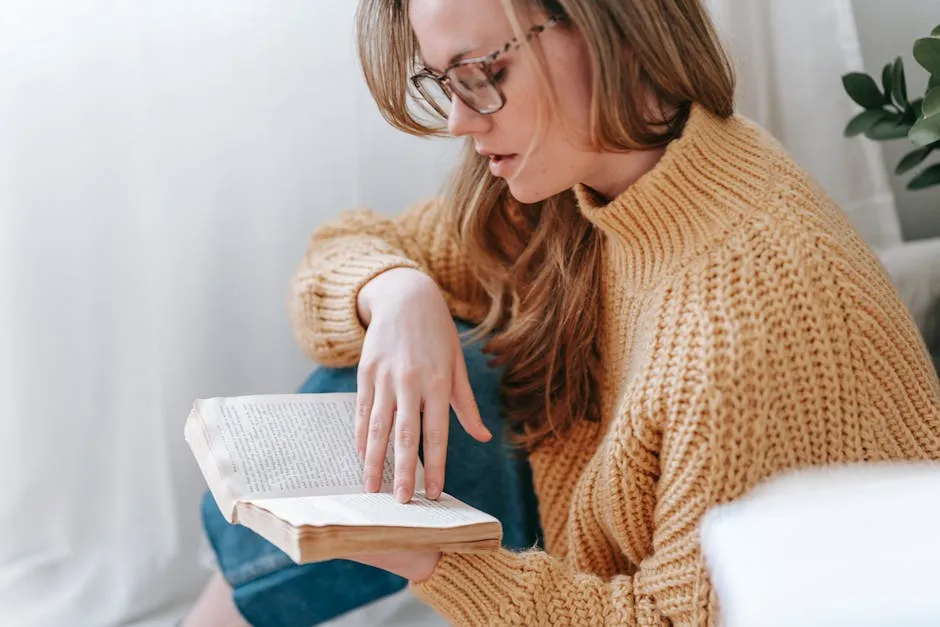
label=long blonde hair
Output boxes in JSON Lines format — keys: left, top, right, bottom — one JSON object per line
{"left": 356, "top": 0, "right": 735, "bottom": 448}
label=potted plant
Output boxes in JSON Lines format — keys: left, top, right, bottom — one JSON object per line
{"left": 842, "top": 25, "right": 940, "bottom": 190}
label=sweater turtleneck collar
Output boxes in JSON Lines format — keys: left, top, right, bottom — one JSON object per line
{"left": 573, "top": 103, "right": 771, "bottom": 290}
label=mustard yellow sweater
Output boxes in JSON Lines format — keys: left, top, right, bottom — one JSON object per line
{"left": 289, "top": 105, "right": 940, "bottom": 626}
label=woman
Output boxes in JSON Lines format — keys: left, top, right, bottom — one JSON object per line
{"left": 187, "top": 0, "right": 940, "bottom": 624}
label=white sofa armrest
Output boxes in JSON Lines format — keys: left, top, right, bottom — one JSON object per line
{"left": 876, "top": 237, "right": 940, "bottom": 361}
{"left": 701, "top": 463, "right": 940, "bottom": 627}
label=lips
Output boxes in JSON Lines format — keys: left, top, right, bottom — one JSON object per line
{"left": 477, "top": 146, "right": 519, "bottom": 177}
{"left": 486, "top": 153, "right": 519, "bottom": 177}
{"left": 477, "top": 147, "right": 516, "bottom": 161}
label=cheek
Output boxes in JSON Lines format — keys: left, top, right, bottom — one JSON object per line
{"left": 550, "top": 78, "right": 593, "bottom": 145}
{"left": 495, "top": 41, "right": 596, "bottom": 201}
{"left": 498, "top": 78, "right": 542, "bottom": 142}
{"left": 545, "top": 34, "right": 595, "bottom": 140}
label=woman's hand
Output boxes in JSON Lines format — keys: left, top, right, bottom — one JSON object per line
{"left": 356, "top": 268, "right": 492, "bottom": 503}
{"left": 342, "top": 550, "right": 442, "bottom": 583}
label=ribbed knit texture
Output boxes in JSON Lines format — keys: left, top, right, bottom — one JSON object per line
{"left": 289, "top": 104, "right": 940, "bottom": 626}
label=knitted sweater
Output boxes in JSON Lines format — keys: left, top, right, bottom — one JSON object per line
{"left": 289, "top": 104, "right": 940, "bottom": 626}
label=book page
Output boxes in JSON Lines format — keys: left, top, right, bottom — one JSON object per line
{"left": 251, "top": 491, "right": 499, "bottom": 529}
{"left": 199, "top": 393, "right": 420, "bottom": 500}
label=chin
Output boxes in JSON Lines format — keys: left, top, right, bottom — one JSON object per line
{"left": 505, "top": 179, "right": 556, "bottom": 205}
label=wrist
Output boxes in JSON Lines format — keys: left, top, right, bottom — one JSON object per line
{"left": 407, "top": 552, "right": 443, "bottom": 583}
{"left": 357, "top": 267, "right": 437, "bottom": 324}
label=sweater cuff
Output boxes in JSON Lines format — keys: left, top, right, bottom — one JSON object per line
{"left": 304, "top": 251, "right": 421, "bottom": 363}
{"left": 410, "top": 549, "right": 529, "bottom": 625}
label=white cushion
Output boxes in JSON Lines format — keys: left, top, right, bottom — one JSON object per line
{"left": 702, "top": 463, "right": 940, "bottom": 627}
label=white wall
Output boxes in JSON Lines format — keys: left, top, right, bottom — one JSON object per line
{"left": 853, "top": 0, "right": 940, "bottom": 240}
{"left": 0, "top": 2, "right": 459, "bottom": 625}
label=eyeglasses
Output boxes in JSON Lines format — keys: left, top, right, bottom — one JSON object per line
{"left": 410, "top": 16, "right": 561, "bottom": 120}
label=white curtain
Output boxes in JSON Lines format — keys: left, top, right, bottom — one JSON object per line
{"left": 0, "top": 2, "right": 457, "bottom": 625}
{"left": 0, "top": 1, "right": 890, "bottom": 625}
{"left": 706, "top": 0, "right": 902, "bottom": 249}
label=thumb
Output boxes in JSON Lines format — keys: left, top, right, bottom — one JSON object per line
{"left": 451, "top": 351, "right": 492, "bottom": 443}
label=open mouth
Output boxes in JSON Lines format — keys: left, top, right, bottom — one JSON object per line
{"left": 488, "top": 153, "right": 518, "bottom": 174}
{"left": 481, "top": 149, "right": 520, "bottom": 178}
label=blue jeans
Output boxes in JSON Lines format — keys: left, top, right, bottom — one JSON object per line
{"left": 200, "top": 324, "right": 542, "bottom": 626}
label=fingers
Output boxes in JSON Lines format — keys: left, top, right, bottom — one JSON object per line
{"left": 355, "top": 366, "right": 374, "bottom": 459}
{"left": 451, "top": 351, "right": 492, "bottom": 443}
{"left": 358, "top": 321, "right": 476, "bottom": 503}
{"left": 363, "top": 384, "right": 395, "bottom": 494}
{"left": 393, "top": 382, "right": 421, "bottom": 503}
{"left": 421, "top": 387, "right": 450, "bottom": 500}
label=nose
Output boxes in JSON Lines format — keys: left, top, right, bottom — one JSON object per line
{"left": 447, "top": 97, "right": 490, "bottom": 138}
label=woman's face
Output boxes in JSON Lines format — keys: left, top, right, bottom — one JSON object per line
{"left": 409, "top": 0, "right": 604, "bottom": 204}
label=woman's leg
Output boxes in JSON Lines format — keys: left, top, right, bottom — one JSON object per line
{"left": 187, "top": 323, "right": 542, "bottom": 627}
{"left": 183, "top": 571, "right": 249, "bottom": 627}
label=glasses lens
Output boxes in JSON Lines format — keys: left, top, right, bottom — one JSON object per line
{"left": 449, "top": 64, "right": 503, "bottom": 114}
{"left": 414, "top": 75, "right": 452, "bottom": 119}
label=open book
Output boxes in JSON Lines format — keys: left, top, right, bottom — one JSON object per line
{"left": 185, "top": 393, "right": 502, "bottom": 564}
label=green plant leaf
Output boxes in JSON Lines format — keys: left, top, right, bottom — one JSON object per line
{"left": 910, "top": 114, "right": 940, "bottom": 146}
{"left": 867, "top": 115, "right": 913, "bottom": 140}
{"left": 842, "top": 72, "right": 886, "bottom": 109}
{"left": 882, "top": 63, "right": 895, "bottom": 104}
{"left": 914, "top": 36, "right": 940, "bottom": 75}
{"left": 907, "top": 163, "right": 940, "bottom": 190}
{"left": 896, "top": 145, "right": 935, "bottom": 174}
{"left": 845, "top": 109, "right": 888, "bottom": 137}
{"left": 932, "top": 25, "right": 940, "bottom": 36}
{"left": 926, "top": 87, "right": 940, "bottom": 118}
{"left": 912, "top": 97, "right": 924, "bottom": 119}
{"left": 892, "top": 57, "right": 909, "bottom": 108}
{"left": 931, "top": 74, "right": 940, "bottom": 90}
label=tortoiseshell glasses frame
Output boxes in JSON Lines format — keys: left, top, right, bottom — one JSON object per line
{"left": 409, "top": 16, "right": 561, "bottom": 119}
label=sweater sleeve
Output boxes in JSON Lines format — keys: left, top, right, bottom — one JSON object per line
{"left": 411, "top": 545, "right": 639, "bottom": 625}
{"left": 288, "top": 198, "right": 489, "bottom": 367}
{"left": 409, "top": 417, "right": 674, "bottom": 626}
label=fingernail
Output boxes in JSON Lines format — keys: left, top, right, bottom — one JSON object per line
{"left": 426, "top": 483, "right": 440, "bottom": 499}
{"left": 395, "top": 486, "right": 408, "bottom": 503}
{"left": 363, "top": 475, "right": 374, "bottom": 492}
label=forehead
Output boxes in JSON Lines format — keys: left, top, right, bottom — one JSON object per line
{"left": 408, "top": 0, "right": 515, "bottom": 70}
